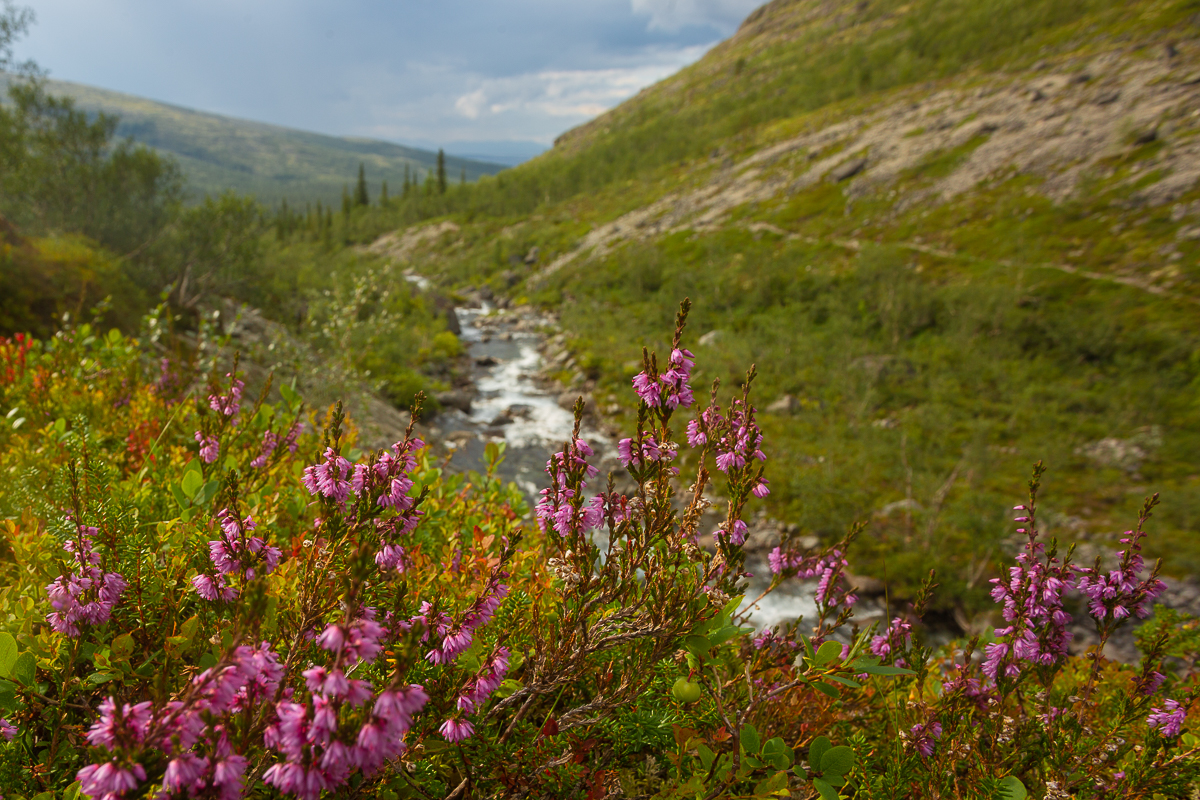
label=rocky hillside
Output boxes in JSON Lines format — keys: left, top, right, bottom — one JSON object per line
{"left": 361, "top": 0, "right": 1200, "bottom": 615}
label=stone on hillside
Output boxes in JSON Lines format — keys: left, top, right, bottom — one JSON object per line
{"left": 830, "top": 157, "right": 867, "bottom": 181}
{"left": 435, "top": 390, "right": 473, "bottom": 414}
{"left": 766, "top": 394, "right": 800, "bottom": 414}
{"left": 698, "top": 329, "right": 724, "bottom": 347}
{"left": 1094, "top": 89, "right": 1121, "bottom": 105}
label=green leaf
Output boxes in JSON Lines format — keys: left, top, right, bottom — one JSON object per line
{"left": 801, "top": 634, "right": 816, "bottom": 662}
{"left": 813, "top": 681, "right": 840, "bottom": 698}
{"left": 684, "top": 633, "right": 711, "bottom": 656}
{"left": 0, "top": 632, "right": 16, "bottom": 677}
{"left": 813, "top": 778, "right": 840, "bottom": 800}
{"left": 62, "top": 781, "right": 82, "bottom": 800}
{"left": 998, "top": 776, "right": 1027, "bottom": 800}
{"left": 11, "top": 651, "right": 34, "bottom": 687}
{"left": 708, "top": 624, "right": 745, "bottom": 648}
{"left": 814, "top": 640, "right": 843, "bottom": 666}
{"left": 170, "top": 483, "right": 191, "bottom": 509}
{"left": 86, "top": 671, "right": 119, "bottom": 685}
{"left": 31, "top": 792, "right": 54, "bottom": 800}
{"left": 180, "top": 615, "right": 200, "bottom": 643}
{"left": 825, "top": 675, "right": 861, "bottom": 688}
{"left": 198, "top": 652, "right": 218, "bottom": 670}
{"left": 762, "top": 737, "right": 793, "bottom": 769}
{"left": 181, "top": 469, "right": 204, "bottom": 499}
{"left": 697, "top": 743, "right": 715, "bottom": 771}
{"left": 719, "top": 594, "right": 744, "bottom": 620}
{"left": 110, "top": 633, "right": 135, "bottom": 662}
{"left": 858, "top": 664, "right": 915, "bottom": 676}
{"left": 741, "top": 723, "right": 761, "bottom": 755}
{"left": 197, "top": 479, "right": 221, "bottom": 507}
{"left": 808, "top": 736, "right": 831, "bottom": 770}
{"left": 820, "top": 745, "right": 855, "bottom": 777}
{"left": 754, "top": 770, "right": 790, "bottom": 797}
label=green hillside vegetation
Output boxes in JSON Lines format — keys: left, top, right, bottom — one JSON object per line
{"left": 0, "top": 74, "right": 505, "bottom": 206}
{"left": 305, "top": 0, "right": 1200, "bottom": 615}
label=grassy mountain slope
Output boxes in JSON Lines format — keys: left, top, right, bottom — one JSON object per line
{"left": 2, "top": 76, "right": 506, "bottom": 206}
{"left": 342, "top": 0, "right": 1200, "bottom": 615}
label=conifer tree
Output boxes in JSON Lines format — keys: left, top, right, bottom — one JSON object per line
{"left": 436, "top": 149, "right": 447, "bottom": 194}
{"left": 380, "top": 180, "right": 389, "bottom": 208}
{"left": 403, "top": 164, "right": 411, "bottom": 197}
{"left": 460, "top": 168, "right": 466, "bottom": 185}
{"left": 342, "top": 185, "right": 352, "bottom": 219}
{"left": 354, "top": 163, "right": 369, "bottom": 206}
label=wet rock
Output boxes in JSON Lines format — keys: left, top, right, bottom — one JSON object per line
{"left": 444, "top": 308, "right": 462, "bottom": 336}
{"left": 830, "top": 157, "right": 867, "bottom": 181}
{"left": 506, "top": 404, "right": 533, "bottom": 419}
{"left": 489, "top": 413, "right": 513, "bottom": 426}
{"left": 475, "top": 355, "right": 499, "bottom": 367}
{"left": 435, "top": 390, "right": 473, "bottom": 414}
{"left": 845, "top": 572, "right": 887, "bottom": 597}
{"left": 766, "top": 394, "right": 800, "bottom": 415}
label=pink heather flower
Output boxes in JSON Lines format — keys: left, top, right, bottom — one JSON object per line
{"left": 983, "top": 503, "right": 1076, "bottom": 680}
{"left": 45, "top": 525, "right": 127, "bottom": 637}
{"left": 194, "top": 431, "right": 220, "bottom": 464}
{"left": 1136, "top": 670, "right": 1167, "bottom": 696}
{"left": 715, "top": 519, "right": 749, "bottom": 547}
{"left": 86, "top": 697, "right": 153, "bottom": 749}
{"left": 870, "top": 617, "right": 913, "bottom": 666}
{"left": 0, "top": 718, "right": 15, "bottom": 740}
{"left": 439, "top": 718, "right": 475, "bottom": 743}
{"left": 752, "top": 478, "right": 770, "bottom": 498}
{"left": 251, "top": 431, "right": 280, "bottom": 468}
{"left": 686, "top": 419, "right": 707, "bottom": 447}
{"left": 191, "top": 573, "right": 237, "bottom": 602}
{"left": 301, "top": 447, "right": 352, "bottom": 504}
{"left": 1147, "top": 699, "right": 1188, "bottom": 737}
{"left": 78, "top": 760, "right": 147, "bottom": 797}
{"left": 1076, "top": 528, "right": 1166, "bottom": 629}
{"left": 283, "top": 421, "right": 302, "bottom": 453}
{"left": 631, "top": 371, "right": 661, "bottom": 407}
{"left": 536, "top": 439, "right": 602, "bottom": 537}
{"left": 163, "top": 752, "right": 209, "bottom": 793}
{"left": 208, "top": 374, "right": 244, "bottom": 417}
{"left": 908, "top": 721, "right": 942, "bottom": 758}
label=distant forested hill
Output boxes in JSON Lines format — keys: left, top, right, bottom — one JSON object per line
{"left": 0, "top": 74, "right": 506, "bottom": 205}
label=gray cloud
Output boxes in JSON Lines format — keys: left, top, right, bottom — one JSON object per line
{"left": 15, "top": 0, "right": 749, "bottom": 150}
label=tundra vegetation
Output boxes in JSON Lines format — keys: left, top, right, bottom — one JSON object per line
{"left": 3, "top": 0, "right": 1200, "bottom": 796}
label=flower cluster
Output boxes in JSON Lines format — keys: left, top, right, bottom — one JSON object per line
{"left": 77, "top": 642, "right": 285, "bottom": 800}
{"left": 194, "top": 431, "right": 220, "bottom": 464}
{"left": 687, "top": 395, "right": 768, "bottom": 498}
{"left": 907, "top": 720, "right": 942, "bottom": 758}
{"left": 1147, "top": 699, "right": 1188, "bottom": 737}
{"left": 632, "top": 346, "right": 695, "bottom": 410}
{"left": 417, "top": 575, "right": 510, "bottom": 668}
{"left": 616, "top": 434, "right": 677, "bottom": 471}
{"left": 1076, "top": 525, "right": 1166, "bottom": 631}
{"left": 443, "top": 646, "right": 512, "bottom": 741}
{"left": 536, "top": 437, "right": 603, "bottom": 537}
{"left": 45, "top": 524, "right": 127, "bottom": 637}
{"left": 208, "top": 373, "right": 244, "bottom": 418}
{"left": 263, "top": 613, "right": 429, "bottom": 799}
{"left": 767, "top": 546, "right": 856, "bottom": 609}
{"left": 302, "top": 447, "right": 353, "bottom": 505}
{"left": 870, "top": 617, "right": 913, "bottom": 667}
{"left": 249, "top": 423, "right": 300, "bottom": 468}
{"left": 191, "top": 510, "right": 281, "bottom": 602}
{"left": 983, "top": 504, "right": 1076, "bottom": 680}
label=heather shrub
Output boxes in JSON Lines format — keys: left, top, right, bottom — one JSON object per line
{"left": 0, "top": 302, "right": 1196, "bottom": 799}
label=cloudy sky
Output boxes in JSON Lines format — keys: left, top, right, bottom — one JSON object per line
{"left": 16, "top": 0, "right": 759, "bottom": 159}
